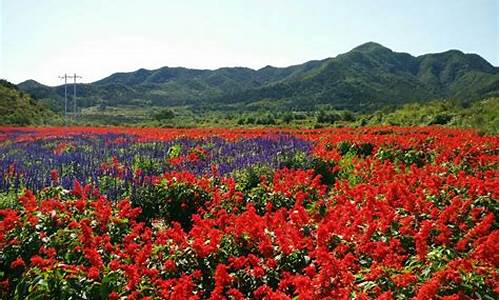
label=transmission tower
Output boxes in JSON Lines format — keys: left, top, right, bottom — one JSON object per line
{"left": 58, "top": 74, "right": 69, "bottom": 118}
{"left": 71, "top": 73, "right": 82, "bottom": 117}
{"left": 58, "top": 73, "right": 82, "bottom": 120}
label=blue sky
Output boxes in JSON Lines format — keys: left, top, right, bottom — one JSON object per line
{"left": 1, "top": 0, "right": 498, "bottom": 86}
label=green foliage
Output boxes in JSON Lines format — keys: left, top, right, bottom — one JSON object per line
{"left": 337, "top": 141, "right": 374, "bottom": 157}
{"left": 0, "top": 80, "right": 62, "bottom": 126}
{"left": 255, "top": 113, "right": 276, "bottom": 125}
{"left": 367, "top": 98, "right": 498, "bottom": 135}
{"left": 131, "top": 179, "right": 210, "bottom": 230}
{"left": 317, "top": 110, "right": 340, "bottom": 124}
{"left": 375, "top": 147, "right": 431, "bottom": 168}
{"left": 153, "top": 108, "right": 175, "bottom": 121}
{"left": 233, "top": 165, "right": 273, "bottom": 193}
{"left": 450, "top": 98, "right": 499, "bottom": 135}
{"left": 429, "top": 113, "right": 452, "bottom": 125}
{"left": 310, "top": 158, "right": 338, "bottom": 186}
{"left": 316, "top": 110, "right": 357, "bottom": 124}
{"left": 278, "top": 151, "right": 310, "bottom": 170}
{"left": 0, "top": 192, "right": 19, "bottom": 209}
{"left": 281, "top": 112, "right": 294, "bottom": 124}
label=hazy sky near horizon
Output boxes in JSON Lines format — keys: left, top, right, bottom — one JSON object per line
{"left": 1, "top": 0, "right": 498, "bottom": 86}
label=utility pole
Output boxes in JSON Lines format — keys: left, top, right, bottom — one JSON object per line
{"left": 71, "top": 73, "right": 82, "bottom": 117}
{"left": 58, "top": 74, "right": 68, "bottom": 119}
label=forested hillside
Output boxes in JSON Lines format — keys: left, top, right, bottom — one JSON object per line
{"left": 18, "top": 42, "right": 498, "bottom": 112}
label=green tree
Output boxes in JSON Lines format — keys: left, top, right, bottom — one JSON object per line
{"left": 154, "top": 109, "right": 175, "bottom": 121}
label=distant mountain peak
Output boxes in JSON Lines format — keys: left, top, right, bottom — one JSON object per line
{"left": 18, "top": 79, "right": 48, "bottom": 88}
{"left": 259, "top": 65, "right": 276, "bottom": 70}
{"left": 134, "top": 68, "right": 151, "bottom": 75}
{"left": 19, "top": 79, "right": 42, "bottom": 85}
{"left": 443, "top": 49, "right": 464, "bottom": 55}
{"left": 352, "top": 41, "right": 390, "bottom": 52}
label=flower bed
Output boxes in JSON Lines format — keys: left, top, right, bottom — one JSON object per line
{"left": 0, "top": 127, "right": 498, "bottom": 299}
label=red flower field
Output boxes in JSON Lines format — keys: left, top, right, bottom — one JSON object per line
{"left": 0, "top": 126, "right": 498, "bottom": 299}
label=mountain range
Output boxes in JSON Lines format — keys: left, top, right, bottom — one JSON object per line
{"left": 17, "top": 42, "right": 499, "bottom": 112}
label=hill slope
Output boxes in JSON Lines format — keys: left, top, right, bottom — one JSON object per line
{"left": 18, "top": 42, "right": 498, "bottom": 112}
{"left": 0, "top": 80, "right": 61, "bottom": 126}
